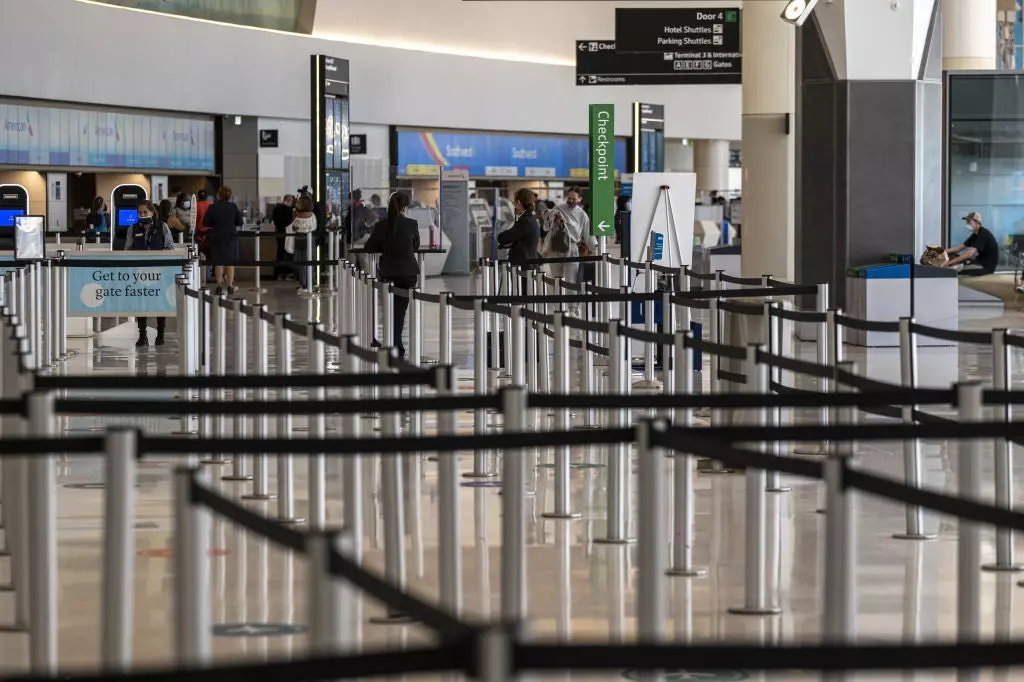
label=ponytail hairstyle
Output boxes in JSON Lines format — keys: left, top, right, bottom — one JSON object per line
{"left": 387, "top": 191, "right": 411, "bottom": 235}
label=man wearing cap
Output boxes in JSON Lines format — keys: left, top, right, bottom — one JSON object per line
{"left": 945, "top": 211, "right": 999, "bottom": 276}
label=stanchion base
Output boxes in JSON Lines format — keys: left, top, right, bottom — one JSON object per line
{"left": 222, "top": 474, "right": 254, "bottom": 482}
{"left": 892, "top": 533, "right": 938, "bottom": 541}
{"left": 276, "top": 517, "right": 306, "bottom": 525}
{"left": 200, "top": 458, "right": 233, "bottom": 465}
{"left": 572, "top": 424, "right": 604, "bottom": 431}
{"left": 728, "top": 605, "right": 782, "bottom": 616}
{"left": 541, "top": 511, "right": 582, "bottom": 520}
{"left": 632, "top": 379, "right": 664, "bottom": 391}
{"left": 667, "top": 567, "right": 708, "bottom": 578}
{"left": 462, "top": 472, "right": 498, "bottom": 479}
{"left": 368, "top": 612, "right": 415, "bottom": 625}
{"left": 241, "top": 493, "right": 277, "bottom": 501}
{"left": 982, "top": 563, "right": 1024, "bottom": 573}
{"left": 247, "top": 287, "right": 267, "bottom": 294}
{"left": 593, "top": 537, "right": 637, "bottom": 545}
{"left": 767, "top": 486, "right": 792, "bottom": 494}
{"left": 793, "top": 445, "right": 828, "bottom": 456}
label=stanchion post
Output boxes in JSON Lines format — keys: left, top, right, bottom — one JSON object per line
{"left": 501, "top": 385, "right": 528, "bottom": 620}
{"left": 309, "top": 529, "right": 352, "bottom": 652}
{"left": 339, "top": 336, "right": 363, "bottom": 563}
{"left": 543, "top": 311, "right": 579, "bottom": 520}
{"left": 308, "top": 322, "right": 327, "bottom": 530}
{"left": 102, "top": 428, "right": 137, "bottom": 670}
{"left": 764, "top": 302, "right": 790, "bottom": 493}
{"left": 436, "top": 365, "right": 462, "bottom": 614}
{"left": 668, "top": 332, "right": 706, "bottom": 577}
{"left": 729, "top": 344, "right": 781, "bottom": 616}
{"left": 173, "top": 467, "right": 210, "bottom": 664}
{"left": 244, "top": 304, "right": 275, "bottom": 501}
{"left": 275, "top": 313, "right": 303, "bottom": 524}
{"left": 794, "top": 287, "right": 831, "bottom": 456}
{"left": 596, "top": 320, "right": 635, "bottom": 545}
{"left": 823, "top": 361, "right": 856, "bottom": 643}
{"left": 957, "top": 381, "right": 983, "bottom": 667}
{"left": 27, "top": 391, "right": 57, "bottom": 674}
{"left": 984, "top": 329, "right": 1022, "bottom": 571}
{"left": 439, "top": 292, "right": 453, "bottom": 366}
{"left": 467, "top": 299, "right": 493, "bottom": 479}
{"left": 637, "top": 419, "right": 667, "bottom": 667}
{"left": 223, "top": 299, "right": 252, "bottom": 481}
{"left": 892, "top": 317, "right": 935, "bottom": 541}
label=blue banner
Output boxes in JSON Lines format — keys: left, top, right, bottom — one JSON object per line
{"left": 68, "top": 259, "right": 180, "bottom": 317}
{"left": 397, "top": 129, "right": 627, "bottom": 179}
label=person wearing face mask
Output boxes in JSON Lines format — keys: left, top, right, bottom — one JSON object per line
{"left": 172, "top": 193, "right": 192, "bottom": 234}
{"left": 945, "top": 211, "right": 999, "bottom": 276}
{"left": 125, "top": 200, "right": 175, "bottom": 347}
{"left": 541, "top": 187, "right": 595, "bottom": 283}
{"left": 497, "top": 188, "right": 541, "bottom": 268}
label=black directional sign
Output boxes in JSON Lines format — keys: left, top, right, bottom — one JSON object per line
{"left": 575, "top": 40, "right": 740, "bottom": 86}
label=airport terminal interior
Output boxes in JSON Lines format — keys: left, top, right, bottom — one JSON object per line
{"left": 4, "top": 0, "right": 1024, "bottom": 679}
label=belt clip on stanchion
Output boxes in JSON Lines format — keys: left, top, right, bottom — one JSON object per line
{"left": 728, "top": 343, "right": 782, "bottom": 616}
{"left": 892, "top": 317, "right": 936, "bottom": 541}
{"left": 986, "top": 328, "right": 1024, "bottom": 572}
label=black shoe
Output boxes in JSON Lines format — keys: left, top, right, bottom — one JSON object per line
{"left": 214, "top": 286, "right": 223, "bottom": 296}
{"left": 370, "top": 339, "right": 382, "bottom": 348}
{"left": 135, "top": 336, "right": 148, "bottom": 348}
{"left": 397, "top": 347, "right": 406, "bottom": 359}
{"left": 227, "top": 286, "right": 236, "bottom": 296}
{"left": 154, "top": 335, "right": 165, "bottom": 346}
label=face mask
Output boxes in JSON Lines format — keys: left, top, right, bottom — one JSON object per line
{"left": 183, "top": 201, "right": 191, "bottom": 209}
{"left": 567, "top": 199, "right": 580, "bottom": 208}
{"left": 139, "top": 216, "right": 153, "bottom": 226}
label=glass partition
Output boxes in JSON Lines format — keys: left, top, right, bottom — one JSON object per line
{"left": 93, "top": 0, "right": 305, "bottom": 32}
{"left": 946, "top": 72, "right": 1024, "bottom": 270}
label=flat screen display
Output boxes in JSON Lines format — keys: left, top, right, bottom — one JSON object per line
{"left": 0, "top": 208, "right": 25, "bottom": 227}
{"left": 118, "top": 208, "right": 139, "bottom": 227}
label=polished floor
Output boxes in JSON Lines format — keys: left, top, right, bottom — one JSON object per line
{"left": 1, "top": 268, "right": 1023, "bottom": 680}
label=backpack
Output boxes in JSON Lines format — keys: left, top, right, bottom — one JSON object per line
{"left": 544, "top": 209, "right": 571, "bottom": 254}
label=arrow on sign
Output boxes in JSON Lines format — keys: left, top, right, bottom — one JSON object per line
{"left": 598, "top": 220, "right": 610, "bottom": 231}
{"left": 578, "top": 75, "right": 587, "bottom": 83}
{"left": 578, "top": 42, "right": 587, "bottom": 51}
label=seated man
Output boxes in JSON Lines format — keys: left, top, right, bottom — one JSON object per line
{"left": 945, "top": 212, "right": 999, "bottom": 276}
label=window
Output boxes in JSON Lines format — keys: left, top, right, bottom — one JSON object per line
{"left": 92, "top": 0, "right": 308, "bottom": 33}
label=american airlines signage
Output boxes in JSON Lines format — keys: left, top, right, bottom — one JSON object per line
{"left": 780, "top": 0, "right": 819, "bottom": 26}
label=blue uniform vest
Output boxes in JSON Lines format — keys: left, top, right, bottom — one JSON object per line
{"left": 128, "top": 222, "right": 165, "bottom": 251}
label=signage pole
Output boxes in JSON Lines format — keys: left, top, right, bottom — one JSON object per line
{"left": 589, "top": 103, "right": 616, "bottom": 255}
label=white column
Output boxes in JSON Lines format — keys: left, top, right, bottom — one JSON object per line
{"left": 694, "top": 140, "right": 730, "bottom": 193}
{"left": 740, "top": 0, "right": 796, "bottom": 281}
{"left": 943, "top": 0, "right": 997, "bottom": 71}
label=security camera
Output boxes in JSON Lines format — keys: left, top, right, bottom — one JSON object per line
{"left": 780, "top": 0, "right": 819, "bottom": 26}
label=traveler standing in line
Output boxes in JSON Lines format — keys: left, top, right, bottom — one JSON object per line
{"left": 194, "top": 189, "right": 215, "bottom": 281}
{"left": 497, "top": 188, "right": 540, "bottom": 268}
{"left": 85, "top": 196, "right": 109, "bottom": 237}
{"left": 202, "top": 186, "right": 243, "bottom": 295}
{"left": 126, "top": 200, "right": 174, "bottom": 347}
{"left": 363, "top": 191, "right": 420, "bottom": 357}
{"left": 159, "top": 199, "right": 186, "bottom": 240}
{"left": 540, "top": 186, "right": 594, "bottom": 284}
{"left": 172, "top": 193, "right": 193, "bottom": 235}
{"left": 286, "top": 194, "right": 317, "bottom": 290}
{"left": 272, "top": 194, "right": 296, "bottom": 280}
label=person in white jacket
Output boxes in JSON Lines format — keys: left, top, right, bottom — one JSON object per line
{"left": 540, "top": 187, "right": 597, "bottom": 284}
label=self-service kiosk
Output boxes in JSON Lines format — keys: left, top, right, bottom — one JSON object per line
{"left": 0, "top": 184, "right": 30, "bottom": 251}
{"left": 110, "top": 184, "right": 147, "bottom": 251}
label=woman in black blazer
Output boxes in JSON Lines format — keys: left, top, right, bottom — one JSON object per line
{"left": 364, "top": 191, "right": 420, "bottom": 357}
{"left": 202, "top": 186, "right": 243, "bottom": 295}
{"left": 497, "top": 188, "right": 540, "bottom": 268}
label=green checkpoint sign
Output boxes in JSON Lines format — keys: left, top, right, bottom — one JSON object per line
{"left": 589, "top": 103, "right": 615, "bottom": 238}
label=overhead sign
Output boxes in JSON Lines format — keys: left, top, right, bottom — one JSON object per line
{"left": 258, "top": 129, "right": 278, "bottom": 148}
{"left": 576, "top": 40, "right": 739, "bottom": 86}
{"left": 612, "top": 8, "right": 741, "bottom": 84}
{"left": 589, "top": 104, "right": 615, "bottom": 239}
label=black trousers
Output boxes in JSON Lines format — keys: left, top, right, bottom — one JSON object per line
{"left": 390, "top": 276, "right": 417, "bottom": 355}
{"left": 137, "top": 317, "right": 165, "bottom": 335}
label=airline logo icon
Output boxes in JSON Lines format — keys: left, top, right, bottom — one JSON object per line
{"left": 4, "top": 111, "right": 33, "bottom": 136}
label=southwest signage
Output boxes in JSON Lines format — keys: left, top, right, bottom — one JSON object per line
{"left": 396, "top": 129, "right": 626, "bottom": 179}
{"left": 612, "top": 8, "right": 741, "bottom": 85}
{"left": 0, "top": 100, "right": 215, "bottom": 171}
{"left": 589, "top": 104, "right": 615, "bottom": 239}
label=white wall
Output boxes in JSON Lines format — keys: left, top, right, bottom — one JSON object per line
{"left": 256, "top": 118, "right": 311, "bottom": 201}
{"left": 0, "top": 0, "right": 740, "bottom": 141}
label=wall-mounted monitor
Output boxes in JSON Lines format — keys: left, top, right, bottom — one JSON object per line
{"left": 0, "top": 208, "right": 25, "bottom": 227}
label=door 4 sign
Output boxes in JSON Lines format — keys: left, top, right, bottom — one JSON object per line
{"left": 780, "top": 0, "right": 819, "bottom": 25}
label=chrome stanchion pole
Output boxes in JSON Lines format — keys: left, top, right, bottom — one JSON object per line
{"left": 304, "top": 234, "right": 315, "bottom": 296}
{"left": 173, "top": 467, "right": 211, "bottom": 664}
{"left": 308, "top": 529, "right": 352, "bottom": 653}
{"left": 102, "top": 428, "right": 137, "bottom": 670}
{"left": 339, "top": 336, "right": 364, "bottom": 565}
{"left": 223, "top": 299, "right": 252, "bottom": 481}
{"left": 275, "top": 313, "right": 303, "bottom": 524}
{"left": 382, "top": 283, "right": 394, "bottom": 353}
{"left": 308, "top": 322, "right": 327, "bottom": 530}
{"left": 765, "top": 302, "right": 791, "bottom": 493}
{"left": 729, "top": 344, "right": 781, "bottom": 616}
{"left": 544, "top": 311, "right": 579, "bottom": 520}
{"left": 635, "top": 263, "right": 661, "bottom": 390}
{"left": 637, "top": 419, "right": 667, "bottom": 677}
{"left": 200, "top": 296, "right": 227, "bottom": 465}
{"left": 668, "top": 331, "right": 706, "bottom": 577}
{"left": 525, "top": 276, "right": 538, "bottom": 394}
{"left": 596, "top": 321, "right": 635, "bottom": 544}
{"left": 501, "top": 385, "right": 528, "bottom": 620}
{"left": 957, "top": 381, "right": 983, "bottom": 682}
{"left": 43, "top": 261, "right": 52, "bottom": 366}
{"left": 27, "top": 391, "right": 57, "bottom": 674}
{"left": 439, "top": 292, "right": 453, "bottom": 367}
{"left": 793, "top": 286, "right": 831, "bottom": 458}
{"left": 436, "top": 364, "right": 462, "bottom": 615}
{"left": 985, "top": 329, "right": 1022, "bottom": 571}
{"left": 661, "top": 290, "right": 676, "bottom": 420}
{"left": 892, "top": 317, "right": 935, "bottom": 541}
{"left": 244, "top": 305, "right": 274, "bottom": 501}
{"left": 467, "top": 299, "right": 493, "bottom": 479}
{"left": 371, "top": 351, "right": 410, "bottom": 623}
{"left": 4, "top": 334, "right": 29, "bottom": 631}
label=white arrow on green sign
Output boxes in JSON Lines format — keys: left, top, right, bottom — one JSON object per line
{"left": 589, "top": 103, "right": 615, "bottom": 238}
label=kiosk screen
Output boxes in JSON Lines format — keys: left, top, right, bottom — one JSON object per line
{"left": 0, "top": 209, "right": 25, "bottom": 227}
{"left": 118, "top": 208, "right": 139, "bottom": 227}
